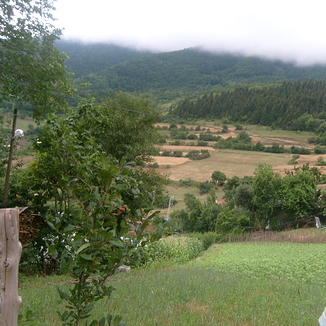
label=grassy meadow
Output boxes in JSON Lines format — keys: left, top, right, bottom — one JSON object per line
{"left": 19, "top": 231, "right": 326, "bottom": 326}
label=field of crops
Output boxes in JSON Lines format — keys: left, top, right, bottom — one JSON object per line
{"left": 197, "top": 242, "right": 326, "bottom": 284}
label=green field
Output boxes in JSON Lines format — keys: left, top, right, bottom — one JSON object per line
{"left": 19, "top": 236, "right": 326, "bottom": 325}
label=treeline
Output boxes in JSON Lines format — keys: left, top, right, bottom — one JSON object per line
{"left": 171, "top": 164, "right": 326, "bottom": 234}
{"left": 170, "top": 81, "right": 326, "bottom": 134}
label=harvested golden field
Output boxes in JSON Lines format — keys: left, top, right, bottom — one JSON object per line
{"left": 154, "top": 149, "right": 317, "bottom": 182}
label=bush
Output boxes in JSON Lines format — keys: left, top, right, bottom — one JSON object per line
{"left": 198, "top": 181, "right": 215, "bottom": 195}
{"left": 172, "top": 150, "right": 183, "bottom": 157}
{"left": 161, "top": 150, "right": 171, "bottom": 156}
{"left": 186, "top": 149, "right": 210, "bottom": 160}
{"left": 197, "top": 140, "right": 209, "bottom": 146}
{"left": 177, "top": 179, "right": 199, "bottom": 187}
{"left": 316, "top": 156, "right": 326, "bottom": 166}
{"left": 188, "top": 134, "right": 197, "bottom": 140}
{"left": 314, "top": 146, "right": 326, "bottom": 154}
{"left": 190, "top": 232, "right": 222, "bottom": 250}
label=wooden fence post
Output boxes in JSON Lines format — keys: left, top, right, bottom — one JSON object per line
{"left": 0, "top": 208, "right": 22, "bottom": 326}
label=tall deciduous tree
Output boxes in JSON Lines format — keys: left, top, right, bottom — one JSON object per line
{"left": 252, "top": 163, "right": 282, "bottom": 225}
{"left": 0, "top": 0, "right": 73, "bottom": 118}
{"left": 280, "top": 165, "right": 320, "bottom": 219}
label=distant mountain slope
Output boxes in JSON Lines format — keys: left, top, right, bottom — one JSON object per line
{"left": 57, "top": 41, "right": 326, "bottom": 102}
{"left": 56, "top": 40, "right": 152, "bottom": 78}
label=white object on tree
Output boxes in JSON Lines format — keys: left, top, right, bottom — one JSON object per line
{"left": 0, "top": 208, "right": 22, "bottom": 326}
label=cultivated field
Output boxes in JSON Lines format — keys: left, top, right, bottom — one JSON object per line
{"left": 154, "top": 123, "right": 320, "bottom": 182}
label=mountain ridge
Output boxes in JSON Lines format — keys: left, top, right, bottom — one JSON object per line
{"left": 56, "top": 41, "right": 326, "bottom": 103}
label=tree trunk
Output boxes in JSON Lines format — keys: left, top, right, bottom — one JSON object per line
{"left": 0, "top": 208, "right": 22, "bottom": 326}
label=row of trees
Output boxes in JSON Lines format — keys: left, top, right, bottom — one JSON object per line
{"left": 171, "top": 163, "right": 325, "bottom": 233}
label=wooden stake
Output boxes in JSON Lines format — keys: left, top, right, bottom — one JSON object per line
{"left": 0, "top": 208, "right": 22, "bottom": 326}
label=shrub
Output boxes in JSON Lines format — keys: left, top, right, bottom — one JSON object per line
{"left": 198, "top": 181, "right": 215, "bottom": 195}
{"left": 314, "top": 146, "right": 326, "bottom": 154}
{"left": 186, "top": 149, "right": 210, "bottom": 160}
{"left": 288, "top": 154, "right": 300, "bottom": 165}
{"left": 172, "top": 150, "right": 183, "bottom": 157}
{"left": 316, "top": 156, "right": 326, "bottom": 166}
{"left": 196, "top": 140, "right": 209, "bottom": 146}
{"left": 177, "top": 179, "right": 199, "bottom": 187}
{"left": 161, "top": 150, "right": 171, "bottom": 156}
{"left": 190, "top": 232, "right": 222, "bottom": 250}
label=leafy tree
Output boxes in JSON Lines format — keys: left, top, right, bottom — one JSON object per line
{"left": 222, "top": 176, "right": 241, "bottom": 202}
{"left": 101, "top": 93, "right": 161, "bottom": 163}
{"left": 233, "top": 183, "right": 254, "bottom": 211}
{"left": 252, "top": 163, "right": 282, "bottom": 225}
{"left": 280, "top": 165, "right": 320, "bottom": 219}
{"left": 211, "top": 170, "right": 227, "bottom": 186}
{"left": 215, "top": 207, "right": 251, "bottom": 234}
{"left": 0, "top": 0, "right": 73, "bottom": 118}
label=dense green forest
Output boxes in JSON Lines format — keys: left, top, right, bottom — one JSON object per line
{"left": 170, "top": 80, "right": 326, "bottom": 137}
{"left": 56, "top": 42, "right": 326, "bottom": 103}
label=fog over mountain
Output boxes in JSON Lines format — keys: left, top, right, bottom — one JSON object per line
{"left": 56, "top": 0, "right": 326, "bottom": 66}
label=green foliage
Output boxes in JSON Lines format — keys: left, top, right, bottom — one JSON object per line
{"left": 171, "top": 193, "right": 224, "bottom": 233}
{"left": 125, "top": 235, "right": 204, "bottom": 268}
{"left": 316, "top": 156, "right": 326, "bottom": 166}
{"left": 252, "top": 163, "right": 282, "bottom": 222}
{"left": 233, "top": 183, "right": 254, "bottom": 210}
{"left": 176, "top": 178, "right": 199, "bottom": 188}
{"left": 171, "top": 81, "right": 326, "bottom": 134}
{"left": 48, "top": 156, "right": 134, "bottom": 326}
{"left": 215, "top": 207, "right": 252, "bottom": 234}
{"left": 199, "top": 133, "right": 221, "bottom": 141}
{"left": 146, "top": 236, "right": 204, "bottom": 263}
{"left": 211, "top": 170, "right": 227, "bottom": 186}
{"left": 0, "top": 0, "right": 73, "bottom": 118}
{"left": 18, "top": 96, "right": 165, "bottom": 212}
{"left": 288, "top": 154, "right": 300, "bottom": 165}
{"left": 185, "top": 149, "right": 210, "bottom": 160}
{"left": 280, "top": 165, "right": 320, "bottom": 218}
{"left": 189, "top": 232, "right": 223, "bottom": 250}
{"left": 198, "top": 181, "right": 215, "bottom": 195}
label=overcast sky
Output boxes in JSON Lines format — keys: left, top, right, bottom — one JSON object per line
{"left": 55, "top": 0, "right": 326, "bottom": 66}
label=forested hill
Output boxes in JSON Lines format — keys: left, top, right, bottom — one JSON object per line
{"left": 56, "top": 41, "right": 152, "bottom": 78}
{"left": 170, "top": 80, "right": 326, "bottom": 131}
{"left": 57, "top": 41, "right": 326, "bottom": 102}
